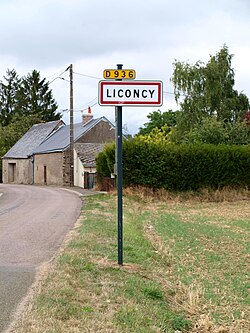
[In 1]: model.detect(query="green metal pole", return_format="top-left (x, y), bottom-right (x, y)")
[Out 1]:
top-left (116, 63), bottom-right (123, 266)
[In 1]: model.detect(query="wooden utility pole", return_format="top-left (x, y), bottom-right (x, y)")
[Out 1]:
top-left (69, 64), bottom-right (74, 187)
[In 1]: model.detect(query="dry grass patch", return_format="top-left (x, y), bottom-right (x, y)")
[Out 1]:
top-left (11, 191), bottom-right (249, 333)
top-left (124, 185), bottom-right (250, 203)
top-left (137, 194), bottom-right (249, 333)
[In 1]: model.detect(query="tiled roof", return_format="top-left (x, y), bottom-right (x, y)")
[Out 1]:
top-left (33, 116), bottom-right (113, 154)
top-left (3, 120), bottom-right (63, 158)
top-left (74, 143), bottom-right (104, 167)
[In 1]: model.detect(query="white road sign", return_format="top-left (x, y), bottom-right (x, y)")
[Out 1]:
top-left (98, 80), bottom-right (163, 106)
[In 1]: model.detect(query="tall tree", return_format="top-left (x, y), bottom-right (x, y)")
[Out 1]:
top-left (0, 68), bottom-right (61, 127)
top-left (18, 70), bottom-right (60, 122)
top-left (171, 45), bottom-right (249, 128)
top-left (0, 69), bottom-right (21, 126)
top-left (0, 69), bottom-right (61, 181)
top-left (138, 109), bottom-right (179, 135)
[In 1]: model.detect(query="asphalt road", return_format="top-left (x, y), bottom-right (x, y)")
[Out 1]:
top-left (0, 184), bottom-right (82, 333)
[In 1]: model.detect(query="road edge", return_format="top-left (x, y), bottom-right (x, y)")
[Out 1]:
top-left (4, 195), bottom-right (85, 333)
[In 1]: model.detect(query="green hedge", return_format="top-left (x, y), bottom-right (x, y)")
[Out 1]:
top-left (96, 139), bottom-right (250, 191)
top-left (96, 143), bottom-right (115, 182)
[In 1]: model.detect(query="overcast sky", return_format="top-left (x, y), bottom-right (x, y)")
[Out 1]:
top-left (0, 0), bottom-right (249, 134)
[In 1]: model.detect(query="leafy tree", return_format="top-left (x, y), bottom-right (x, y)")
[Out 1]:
top-left (171, 45), bottom-right (249, 128)
top-left (182, 117), bottom-right (228, 144)
top-left (227, 120), bottom-right (250, 144)
top-left (177, 116), bottom-right (250, 145)
top-left (138, 109), bottom-right (179, 135)
top-left (242, 110), bottom-right (250, 125)
top-left (137, 125), bottom-right (172, 144)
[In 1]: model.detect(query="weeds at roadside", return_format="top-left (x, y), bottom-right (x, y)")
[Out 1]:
top-left (124, 185), bottom-right (250, 203)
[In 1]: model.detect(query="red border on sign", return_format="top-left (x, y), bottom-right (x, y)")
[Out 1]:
top-left (99, 80), bottom-right (163, 106)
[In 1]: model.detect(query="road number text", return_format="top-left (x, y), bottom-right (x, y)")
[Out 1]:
top-left (103, 69), bottom-right (136, 80)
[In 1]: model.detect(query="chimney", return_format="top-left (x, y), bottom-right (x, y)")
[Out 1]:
top-left (82, 106), bottom-right (93, 125)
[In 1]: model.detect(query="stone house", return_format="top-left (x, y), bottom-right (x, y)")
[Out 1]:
top-left (2, 120), bottom-right (64, 184)
top-left (2, 111), bottom-right (115, 188)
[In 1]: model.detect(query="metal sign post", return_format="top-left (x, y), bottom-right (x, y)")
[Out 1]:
top-left (99, 66), bottom-right (163, 266)
top-left (116, 64), bottom-right (123, 265)
top-left (117, 102), bottom-right (123, 265)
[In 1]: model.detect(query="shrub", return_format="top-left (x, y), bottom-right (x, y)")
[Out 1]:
top-left (96, 138), bottom-right (250, 191)
top-left (96, 143), bottom-right (115, 181)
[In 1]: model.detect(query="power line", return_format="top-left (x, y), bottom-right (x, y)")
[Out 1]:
top-left (48, 67), bottom-right (70, 84)
top-left (59, 101), bottom-right (98, 113)
top-left (82, 102), bottom-right (98, 112)
top-left (163, 90), bottom-right (188, 97)
top-left (46, 69), bottom-right (68, 79)
top-left (49, 67), bottom-right (189, 109)
top-left (60, 97), bottom-right (98, 113)
top-left (81, 97), bottom-right (98, 109)
top-left (73, 71), bottom-right (101, 80)
top-left (50, 69), bottom-right (187, 98)
top-left (163, 91), bottom-right (175, 95)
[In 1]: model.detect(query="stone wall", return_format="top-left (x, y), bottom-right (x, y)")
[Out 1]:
top-left (76, 120), bottom-right (115, 143)
top-left (62, 149), bottom-right (71, 186)
top-left (34, 152), bottom-right (64, 186)
top-left (2, 158), bottom-right (32, 184)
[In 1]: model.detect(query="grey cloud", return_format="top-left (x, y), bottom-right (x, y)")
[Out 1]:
top-left (0, 0), bottom-right (234, 67)
top-left (1, 0), bottom-right (250, 135)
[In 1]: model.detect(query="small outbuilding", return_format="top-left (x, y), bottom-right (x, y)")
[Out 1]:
top-left (2, 120), bottom-right (64, 184)
top-left (74, 143), bottom-right (104, 189)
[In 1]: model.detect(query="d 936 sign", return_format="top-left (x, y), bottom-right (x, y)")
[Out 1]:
top-left (103, 69), bottom-right (136, 80)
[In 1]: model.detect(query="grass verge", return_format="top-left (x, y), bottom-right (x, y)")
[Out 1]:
top-left (13, 191), bottom-right (249, 332)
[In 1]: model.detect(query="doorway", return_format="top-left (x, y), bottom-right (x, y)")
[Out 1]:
top-left (84, 172), bottom-right (96, 189)
top-left (8, 163), bottom-right (16, 183)
top-left (44, 165), bottom-right (47, 185)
